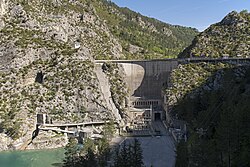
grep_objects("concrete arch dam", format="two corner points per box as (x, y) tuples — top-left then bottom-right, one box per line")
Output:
(95, 57), (250, 109)
(95, 60), (179, 108)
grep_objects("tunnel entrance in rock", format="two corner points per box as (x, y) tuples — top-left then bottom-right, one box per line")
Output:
(154, 113), (161, 121)
(35, 71), (44, 84)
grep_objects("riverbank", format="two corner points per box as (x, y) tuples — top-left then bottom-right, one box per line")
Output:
(0, 130), (68, 152)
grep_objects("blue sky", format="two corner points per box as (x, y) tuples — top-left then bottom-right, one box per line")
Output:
(111, 0), (250, 31)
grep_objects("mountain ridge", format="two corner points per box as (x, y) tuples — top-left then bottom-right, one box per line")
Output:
(93, 0), (198, 59)
(179, 10), (250, 58)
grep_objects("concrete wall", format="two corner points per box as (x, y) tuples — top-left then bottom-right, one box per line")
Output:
(95, 58), (250, 102)
(95, 60), (179, 109)
(120, 60), (178, 100)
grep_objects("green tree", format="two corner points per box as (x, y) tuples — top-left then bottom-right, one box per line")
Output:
(113, 142), (130, 167)
(113, 139), (144, 167)
(82, 138), (95, 153)
(64, 137), (114, 167)
(103, 120), (116, 140)
(113, 145), (121, 167)
(131, 139), (144, 167)
(97, 138), (111, 167)
(175, 141), (188, 167)
(82, 148), (98, 167)
(63, 138), (81, 167)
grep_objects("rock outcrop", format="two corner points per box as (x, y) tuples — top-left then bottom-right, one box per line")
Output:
(179, 10), (250, 58)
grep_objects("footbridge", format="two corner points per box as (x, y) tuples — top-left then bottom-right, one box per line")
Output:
(95, 57), (250, 119)
(37, 120), (117, 135)
(40, 120), (116, 127)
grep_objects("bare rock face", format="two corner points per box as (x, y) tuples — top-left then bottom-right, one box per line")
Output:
(0, 0), (8, 30)
(0, 0), (8, 16)
(220, 11), (246, 26)
(162, 27), (172, 36)
(0, 19), (4, 30)
(0, 134), (12, 151)
(165, 63), (233, 109)
(43, 17), (69, 42)
(128, 44), (143, 54)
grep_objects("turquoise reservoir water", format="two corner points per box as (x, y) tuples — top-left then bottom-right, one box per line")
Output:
(0, 148), (65, 167)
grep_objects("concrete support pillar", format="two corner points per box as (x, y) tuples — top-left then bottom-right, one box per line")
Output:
(42, 114), (46, 125)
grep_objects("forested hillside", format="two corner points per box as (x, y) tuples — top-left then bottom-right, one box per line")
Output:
(166, 63), (250, 166)
(92, 0), (198, 59)
(179, 10), (250, 58)
(167, 10), (250, 167)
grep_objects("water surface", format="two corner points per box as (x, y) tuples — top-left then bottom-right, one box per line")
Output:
(0, 148), (65, 167)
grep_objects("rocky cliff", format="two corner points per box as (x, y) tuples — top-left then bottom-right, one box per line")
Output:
(0, 0), (128, 150)
(179, 10), (250, 58)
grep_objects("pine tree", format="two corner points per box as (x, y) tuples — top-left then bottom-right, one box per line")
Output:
(63, 138), (81, 167)
(113, 146), (121, 167)
(175, 141), (188, 167)
(119, 142), (130, 167)
(82, 148), (97, 167)
(97, 138), (111, 167)
(131, 139), (144, 167)
(127, 143), (134, 167)
(103, 120), (116, 140)
(113, 142), (130, 167)
(113, 139), (144, 167)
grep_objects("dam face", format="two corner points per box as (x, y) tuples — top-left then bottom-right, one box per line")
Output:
(95, 60), (179, 110)
(121, 60), (179, 100)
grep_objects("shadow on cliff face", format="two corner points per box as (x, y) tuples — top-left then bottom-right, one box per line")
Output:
(170, 63), (250, 167)
(169, 63), (249, 128)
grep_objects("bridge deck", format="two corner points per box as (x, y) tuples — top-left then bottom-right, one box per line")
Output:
(39, 127), (75, 134)
(40, 120), (116, 127)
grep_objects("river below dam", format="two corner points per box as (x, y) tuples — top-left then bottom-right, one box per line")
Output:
(0, 148), (65, 167)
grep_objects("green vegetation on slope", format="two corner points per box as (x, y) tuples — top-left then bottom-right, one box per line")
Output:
(92, 0), (198, 59)
(179, 10), (250, 58)
(167, 63), (250, 167)
(102, 62), (129, 119)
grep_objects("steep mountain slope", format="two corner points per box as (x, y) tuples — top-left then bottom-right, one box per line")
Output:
(166, 62), (250, 166)
(93, 0), (198, 59)
(167, 10), (250, 166)
(179, 10), (250, 58)
(0, 0), (129, 150)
